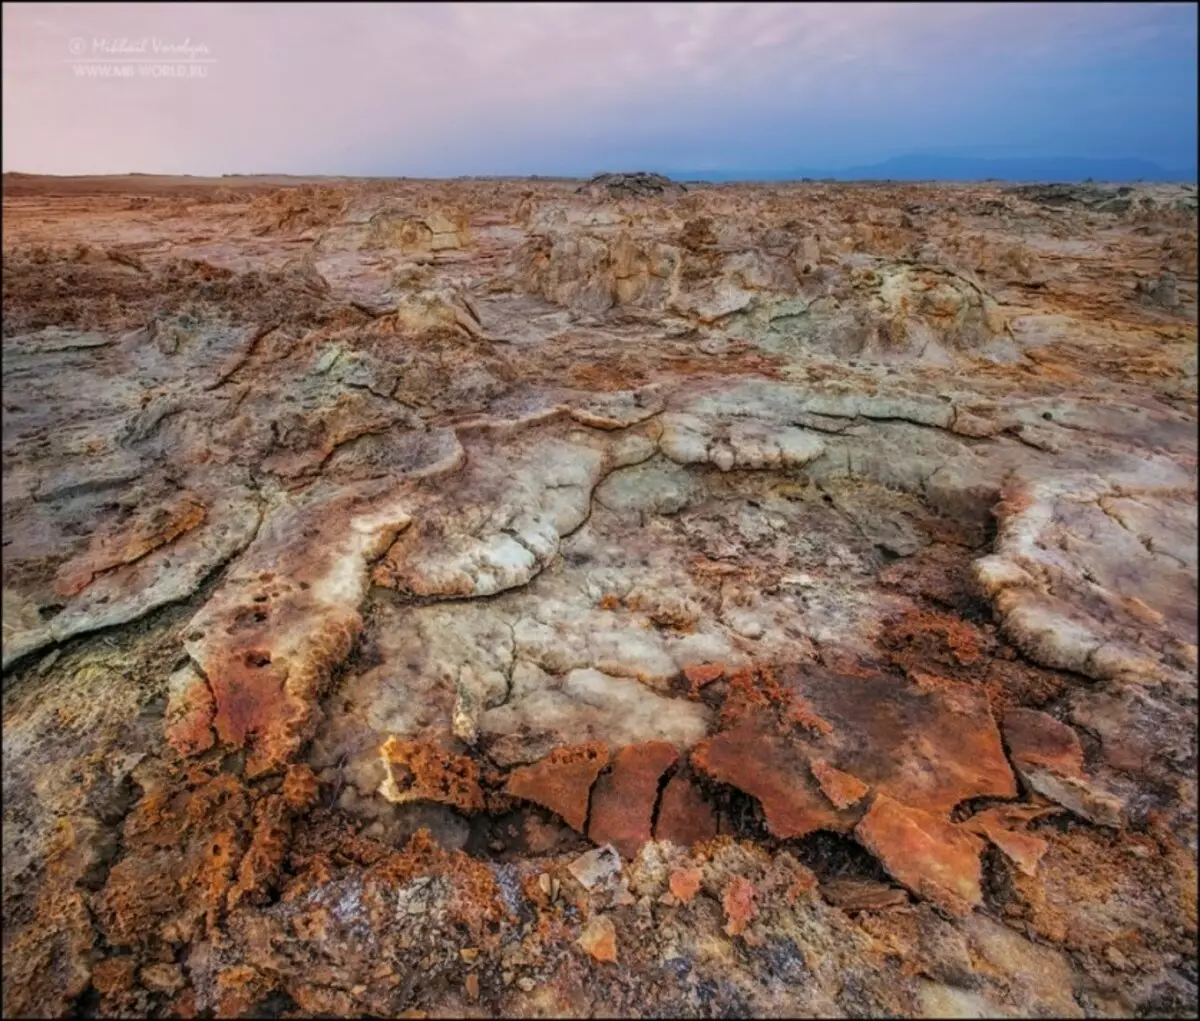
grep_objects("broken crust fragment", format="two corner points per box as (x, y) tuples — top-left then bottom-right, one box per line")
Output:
(378, 736), (485, 813)
(654, 771), (719, 847)
(692, 722), (855, 840)
(810, 759), (870, 809)
(1002, 708), (1085, 777)
(587, 741), (679, 860)
(505, 741), (609, 832)
(1002, 709), (1125, 828)
(961, 806), (1052, 877)
(820, 878), (909, 912)
(854, 794), (985, 917)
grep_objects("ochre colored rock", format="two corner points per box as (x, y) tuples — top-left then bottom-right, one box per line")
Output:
(654, 772), (719, 847)
(377, 735), (485, 813)
(164, 667), (216, 758)
(683, 662), (726, 693)
(506, 742), (609, 832)
(962, 807), (1050, 877)
(722, 876), (758, 936)
(1002, 709), (1124, 827)
(578, 914), (618, 963)
(855, 795), (985, 916)
(588, 741), (679, 859)
(1003, 709), (1085, 778)
(228, 793), (292, 909)
(693, 717), (856, 839)
(669, 867), (704, 904)
(695, 668), (1016, 838)
(810, 759), (870, 809)
(282, 763), (320, 811)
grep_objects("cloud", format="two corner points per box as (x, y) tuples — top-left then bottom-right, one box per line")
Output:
(2, 1), (1195, 175)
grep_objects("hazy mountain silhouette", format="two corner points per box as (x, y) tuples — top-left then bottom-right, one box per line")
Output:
(674, 154), (1197, 184)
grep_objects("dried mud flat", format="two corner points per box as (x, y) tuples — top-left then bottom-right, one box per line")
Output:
(2, 171), (1197, 1018)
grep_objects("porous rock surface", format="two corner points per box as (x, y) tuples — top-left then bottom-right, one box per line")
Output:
(2, 171), (1197, 1018)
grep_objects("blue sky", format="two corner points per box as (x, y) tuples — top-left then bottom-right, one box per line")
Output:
(3, 2), (1196, 176)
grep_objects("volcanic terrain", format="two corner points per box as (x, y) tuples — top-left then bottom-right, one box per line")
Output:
(2, 170), (1197, 1018)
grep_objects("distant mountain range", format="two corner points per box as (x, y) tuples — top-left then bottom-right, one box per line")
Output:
(671, 154), (1198, 184)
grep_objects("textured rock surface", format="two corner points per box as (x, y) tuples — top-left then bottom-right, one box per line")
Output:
(2, 172), (1196, 1018)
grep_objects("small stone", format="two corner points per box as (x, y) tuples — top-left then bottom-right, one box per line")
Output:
(668, 867), (703, 905)
(460, 948), (479, 963)
(92, 957), (138, 996)
(578, 914), (618, 963)
(464, 973), (480, 1001)
(516, 977), (537, 992)
(722, 876), (757, 936)
(820, 878), (908, 912)
(501, 971), (514, 986)
(682, 663), (725, 690)
(567, 844), (622, 890)
(139, 962), (185, 995)
(612, 883), (637, 908)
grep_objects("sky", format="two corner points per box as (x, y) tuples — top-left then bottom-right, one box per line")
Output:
(2, 2), (1197, 177)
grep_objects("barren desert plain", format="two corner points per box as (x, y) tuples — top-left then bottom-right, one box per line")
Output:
(1, 170), (1197, 1017)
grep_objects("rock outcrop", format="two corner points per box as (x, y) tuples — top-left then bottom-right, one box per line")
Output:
(2, 171), (1196, 1019)
(577, 171), (687, 200)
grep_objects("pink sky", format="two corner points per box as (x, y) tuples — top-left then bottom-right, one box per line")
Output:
(3, 2), (1195, 176)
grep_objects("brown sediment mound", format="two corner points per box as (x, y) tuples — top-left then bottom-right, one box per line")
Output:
(577, 171), (687, 200)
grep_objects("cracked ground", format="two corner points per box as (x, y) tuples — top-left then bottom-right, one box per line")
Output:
(2, 172), (1197, 1018)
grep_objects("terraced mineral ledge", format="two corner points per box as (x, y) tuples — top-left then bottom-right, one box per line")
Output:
(2, 171), (1197, 1018)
